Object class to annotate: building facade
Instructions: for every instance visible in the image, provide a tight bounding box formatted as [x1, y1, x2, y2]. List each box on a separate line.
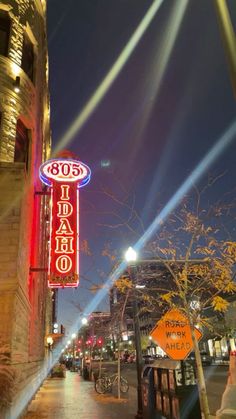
[0, 0, 52, 416]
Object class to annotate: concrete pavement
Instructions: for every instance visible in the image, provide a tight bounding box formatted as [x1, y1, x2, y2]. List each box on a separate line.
[22, 370, 218, 419]
[23, 372, 137, 419]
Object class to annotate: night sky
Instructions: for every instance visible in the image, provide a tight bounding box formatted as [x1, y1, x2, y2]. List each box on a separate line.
[47, 0, 236, 330]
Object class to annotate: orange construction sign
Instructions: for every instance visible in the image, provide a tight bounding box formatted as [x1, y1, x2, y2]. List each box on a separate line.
[150, 308, 202, 360]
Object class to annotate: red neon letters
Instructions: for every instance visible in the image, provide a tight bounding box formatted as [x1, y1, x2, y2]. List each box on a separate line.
[40, 158, 91, 288]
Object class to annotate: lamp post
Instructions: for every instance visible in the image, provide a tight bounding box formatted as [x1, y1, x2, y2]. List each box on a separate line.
[71, 333, 76, 371]
[125, 247, 143, 419]
[46, 336, 53, 373]
[81, 317, 88, 375]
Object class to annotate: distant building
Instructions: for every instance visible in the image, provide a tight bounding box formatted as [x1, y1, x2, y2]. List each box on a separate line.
[87, 311, 111, 346]
[76, 312, 112, 361]
[0, 0, 52, 416]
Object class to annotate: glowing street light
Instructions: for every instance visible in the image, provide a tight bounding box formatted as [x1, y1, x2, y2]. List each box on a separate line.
[125, 246, 137, 263]
[46, 336, 53, 347]
[81, 317, 88, 325]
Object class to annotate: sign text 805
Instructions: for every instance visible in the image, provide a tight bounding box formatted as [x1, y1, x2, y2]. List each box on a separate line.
[42, 160, 88, 182]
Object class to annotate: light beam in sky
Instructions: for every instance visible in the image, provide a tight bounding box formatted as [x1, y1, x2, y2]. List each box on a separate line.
[129, 0, 189, 163]
[53, 0, 165, 154]
[81, 118, 236, 317]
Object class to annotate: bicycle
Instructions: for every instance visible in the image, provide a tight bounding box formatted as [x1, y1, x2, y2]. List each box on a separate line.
[95, 373, 129, 394]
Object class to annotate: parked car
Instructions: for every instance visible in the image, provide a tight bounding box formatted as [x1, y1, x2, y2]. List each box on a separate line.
[72, 359, 81, 372]
[201, 351, 213, 365]
[187, 351, 213, 366]
[222, 352, 230, 361]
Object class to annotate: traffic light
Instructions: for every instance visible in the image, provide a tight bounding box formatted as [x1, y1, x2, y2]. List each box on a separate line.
[97, 337, 103, 346]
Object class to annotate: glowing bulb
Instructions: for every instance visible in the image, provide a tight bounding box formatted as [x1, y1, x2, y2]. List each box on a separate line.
[125, 246, 137, 262]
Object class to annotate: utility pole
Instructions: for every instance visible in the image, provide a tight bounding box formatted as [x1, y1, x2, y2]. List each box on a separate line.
[132, 290, 143, 419]
[214, 0, 236, 98]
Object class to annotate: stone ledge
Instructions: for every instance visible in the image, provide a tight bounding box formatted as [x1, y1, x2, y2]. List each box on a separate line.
[0, 161, 25, 170]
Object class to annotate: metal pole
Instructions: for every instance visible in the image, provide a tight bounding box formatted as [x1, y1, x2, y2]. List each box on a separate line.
[89, 345, 92, 379]
[131, 267, 143, 419]
[72, 339, 75, 371]
[117, 344, 121, 399]
[99, 348, 102, 378]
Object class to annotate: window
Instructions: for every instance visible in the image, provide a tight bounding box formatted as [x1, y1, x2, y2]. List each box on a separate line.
[14, 119, 29, 170]
[0, 14, 10, 56]
[21, 34, 34, 81]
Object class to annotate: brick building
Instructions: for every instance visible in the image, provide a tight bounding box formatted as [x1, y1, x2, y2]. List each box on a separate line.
[0, 0, 52, 416]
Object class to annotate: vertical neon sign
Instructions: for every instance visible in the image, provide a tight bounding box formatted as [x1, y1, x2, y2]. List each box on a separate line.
[39, 158, 91, 288]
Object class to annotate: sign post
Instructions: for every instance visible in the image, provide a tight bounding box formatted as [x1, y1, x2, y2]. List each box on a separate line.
[150, 308, 202, 360]
[40, 158, 91, 288]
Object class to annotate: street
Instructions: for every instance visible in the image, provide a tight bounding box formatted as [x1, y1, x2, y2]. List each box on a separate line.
[91, 361, 228, 416]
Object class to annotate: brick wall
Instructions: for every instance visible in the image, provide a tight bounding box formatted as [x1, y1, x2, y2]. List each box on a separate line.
[0, 0, 52, 416]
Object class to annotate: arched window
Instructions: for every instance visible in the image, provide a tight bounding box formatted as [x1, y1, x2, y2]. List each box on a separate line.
[14, 119, 29, 170]
[0, 14, 10, 56]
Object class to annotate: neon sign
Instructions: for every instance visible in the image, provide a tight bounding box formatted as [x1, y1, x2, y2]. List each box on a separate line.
[39, 158, 91, 288]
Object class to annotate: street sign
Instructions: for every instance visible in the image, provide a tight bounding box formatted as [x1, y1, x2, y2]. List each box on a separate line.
[150, 308, 202, 360]
[39, 158, 91, 288]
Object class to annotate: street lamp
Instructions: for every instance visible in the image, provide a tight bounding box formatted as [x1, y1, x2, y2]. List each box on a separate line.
[71, 333, 77, 370]
[81, 317, 89, 375]
[81, 317, 88, 325]
[125, 246, 137, 262]
[46, 336, 53, 371]
[125, 246, 143, 419]
[46, 336, 53, 350]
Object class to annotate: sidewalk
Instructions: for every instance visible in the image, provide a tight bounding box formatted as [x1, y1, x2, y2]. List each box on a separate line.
[22, 371, 218, 419]
[23, 372, 137, 419]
